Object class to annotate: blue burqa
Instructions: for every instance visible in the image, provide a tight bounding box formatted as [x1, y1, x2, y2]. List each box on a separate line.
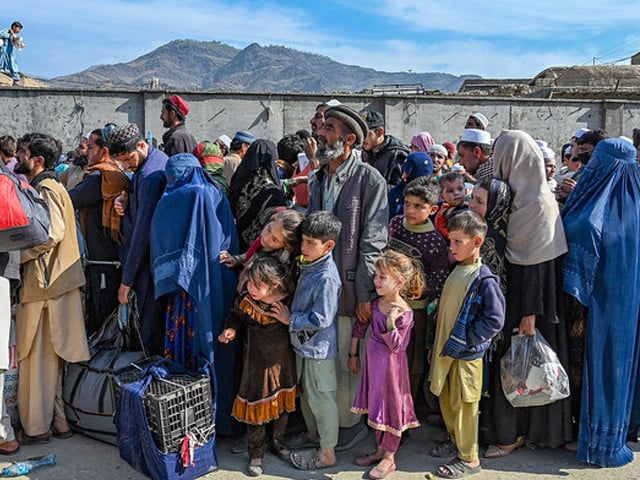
[150, 153, 240, 435]
[562, 138, 640, 467]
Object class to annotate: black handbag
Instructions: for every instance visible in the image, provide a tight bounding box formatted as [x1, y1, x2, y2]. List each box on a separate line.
[63, 291, 148, 445]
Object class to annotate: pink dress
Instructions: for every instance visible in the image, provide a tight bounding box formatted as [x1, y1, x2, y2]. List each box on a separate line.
[351, 299, 419, 436]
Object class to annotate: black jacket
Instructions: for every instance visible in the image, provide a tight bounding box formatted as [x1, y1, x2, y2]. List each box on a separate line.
[362, 134, 410, 187]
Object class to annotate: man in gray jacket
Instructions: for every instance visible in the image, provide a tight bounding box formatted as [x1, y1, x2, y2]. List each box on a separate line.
[308, 104, 389, 450]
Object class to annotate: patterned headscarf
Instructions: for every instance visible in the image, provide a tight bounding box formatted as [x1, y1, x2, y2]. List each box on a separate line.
[479, 179, 511, 291]
[228, 139, 281, 211]
[485, 179, 511, 253]
[410, 131, 435, 153]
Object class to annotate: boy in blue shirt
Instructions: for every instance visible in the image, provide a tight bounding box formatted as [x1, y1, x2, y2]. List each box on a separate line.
[272, 211, 342, 470]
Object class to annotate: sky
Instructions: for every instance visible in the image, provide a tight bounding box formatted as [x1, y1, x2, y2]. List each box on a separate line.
[4, 0, 640, 81]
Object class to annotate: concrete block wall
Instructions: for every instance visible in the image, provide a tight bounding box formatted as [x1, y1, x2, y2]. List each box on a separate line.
[0, 88, 636, 158]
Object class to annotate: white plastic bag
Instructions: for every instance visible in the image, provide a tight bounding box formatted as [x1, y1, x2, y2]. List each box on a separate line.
[500, 329, 570, 407]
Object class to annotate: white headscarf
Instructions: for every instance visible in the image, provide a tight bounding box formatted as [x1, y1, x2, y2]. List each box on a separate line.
[492, 130, 567, 265]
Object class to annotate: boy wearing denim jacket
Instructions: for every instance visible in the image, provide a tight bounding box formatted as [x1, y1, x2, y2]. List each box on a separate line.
[272, 211, 342, 470]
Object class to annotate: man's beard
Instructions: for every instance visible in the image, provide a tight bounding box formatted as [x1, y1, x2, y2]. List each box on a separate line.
[14, 160, 31, 175]
[317, 138, 345, 165]
[73, 154, 88, 167]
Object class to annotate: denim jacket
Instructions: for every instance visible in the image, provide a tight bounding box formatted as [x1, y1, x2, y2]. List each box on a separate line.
[440, 264, 505, 360]
[289, 253, 342, 360]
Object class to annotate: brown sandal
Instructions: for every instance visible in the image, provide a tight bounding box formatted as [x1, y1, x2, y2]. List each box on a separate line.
[356, 450, 383, 467]
[290, 449, 336, 470]
[16, 430, 51, 445]
[484, 436, 525, 458]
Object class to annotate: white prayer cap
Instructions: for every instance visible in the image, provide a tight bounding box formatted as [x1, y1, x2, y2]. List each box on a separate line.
[573, 128, 590, 139]
[324, 99, 342, 107]
[428, 144, 448, 157]
[451, 163, 466, 173]
[540, 146, 555, 160]
[460, 128, 491, 145]
[216, 134, 231, 149]
[469, 112, 489, 129]
[535, 140, 548, 149]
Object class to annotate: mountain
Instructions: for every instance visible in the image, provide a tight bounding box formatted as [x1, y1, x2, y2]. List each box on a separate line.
[51, 40, 478, 93]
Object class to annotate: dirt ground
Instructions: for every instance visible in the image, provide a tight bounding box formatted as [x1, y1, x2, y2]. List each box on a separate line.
[0, 71, 47, 87]
[3, 420, 640, 480]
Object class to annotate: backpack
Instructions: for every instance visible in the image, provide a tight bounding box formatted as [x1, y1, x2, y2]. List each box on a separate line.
[0, 172, 50, 252]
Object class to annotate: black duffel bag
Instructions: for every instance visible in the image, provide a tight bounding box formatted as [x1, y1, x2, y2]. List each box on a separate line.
[63, 292, 149, 445]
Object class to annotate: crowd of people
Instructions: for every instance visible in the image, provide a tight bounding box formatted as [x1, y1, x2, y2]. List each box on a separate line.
[0, 93, 639, 480]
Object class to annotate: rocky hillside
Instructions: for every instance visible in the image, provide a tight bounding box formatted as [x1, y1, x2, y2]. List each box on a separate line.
[50, 40, 477, 93]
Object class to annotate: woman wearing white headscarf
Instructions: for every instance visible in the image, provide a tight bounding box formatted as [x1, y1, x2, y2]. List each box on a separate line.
[484, 130, 572, 458]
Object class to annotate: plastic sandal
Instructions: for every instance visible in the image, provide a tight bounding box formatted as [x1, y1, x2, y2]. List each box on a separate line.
[434, 457, 481, 479]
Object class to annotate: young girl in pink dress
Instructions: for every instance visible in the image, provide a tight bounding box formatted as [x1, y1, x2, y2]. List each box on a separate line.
[348, 250, 425, 480]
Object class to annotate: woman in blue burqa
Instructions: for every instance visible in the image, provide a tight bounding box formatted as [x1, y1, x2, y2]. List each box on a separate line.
[562, 137, 640, 467]
[150, 153, 240, 435]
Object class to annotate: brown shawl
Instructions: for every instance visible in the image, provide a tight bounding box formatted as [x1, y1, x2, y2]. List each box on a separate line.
[85, 161, 131, 243]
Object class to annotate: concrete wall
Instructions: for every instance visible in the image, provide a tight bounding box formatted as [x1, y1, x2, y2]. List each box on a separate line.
[0, 87, 636, 156]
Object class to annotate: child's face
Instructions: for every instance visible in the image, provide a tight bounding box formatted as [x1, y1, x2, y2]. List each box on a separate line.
[448, 230, 481, 264]
[404, 194, 436, 226]
[246, 278, 273, 302]
[441, 180, 466, 207]
[469, 186, 489, 218]
[373, 267, 402, 297]
[260, 220, 285, 252]
[300, 234, 333, 263]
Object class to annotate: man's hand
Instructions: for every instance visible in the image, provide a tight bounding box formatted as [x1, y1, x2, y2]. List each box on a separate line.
[356, 302, 372, 324]
[347, 356, 361, 374]
[114, 191, 128, 216]
[555, 178, 577, 201]
[302, 137, 319, 169]
[290, 176, 308, 187]
[118, 284, 131, 304]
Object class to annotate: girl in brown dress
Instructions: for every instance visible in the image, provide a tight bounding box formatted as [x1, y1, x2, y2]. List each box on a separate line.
[218, 256, 296, 476]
